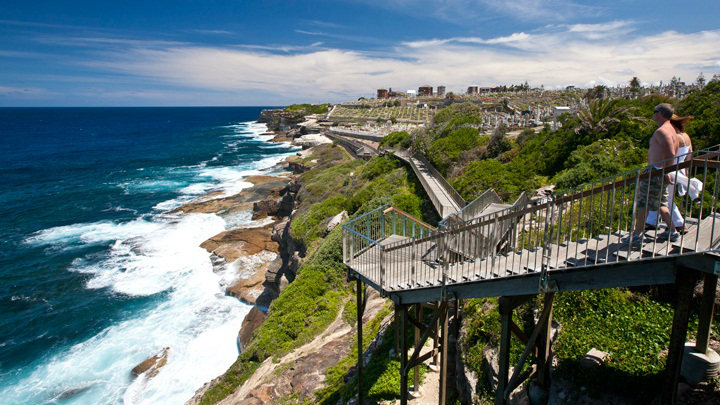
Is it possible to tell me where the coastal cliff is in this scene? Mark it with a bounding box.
[181,106,437,405]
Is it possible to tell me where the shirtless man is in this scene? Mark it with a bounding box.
[629,103,679,244]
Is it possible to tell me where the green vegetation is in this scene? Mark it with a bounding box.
[318,315,428,404]
[461,298,534,399]
[677,79,720,148]
[199,145,432,405]
[285,103,329,115]
[379,131,412,148]
[553,289,674,398]
[202,82,720,404]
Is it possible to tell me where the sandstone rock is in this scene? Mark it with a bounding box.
[288,160,309,174]
[271,219,290,243]
[131,347,169,378]
[168,175,290,216]
[277,194,295,217]
[226,270,266,304]
[264,256,284,285]
[200,225,278,262]
[484,344,499,391]
[252,199,280,220]
[237,306,267,352]
[324,210,348,234]
[294,134,332,149]
[581,348,609,368]
[279,273,290,292]
[288,252,302,275]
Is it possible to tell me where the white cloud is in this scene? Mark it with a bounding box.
[71,23,720,103]
[349,0,601,23]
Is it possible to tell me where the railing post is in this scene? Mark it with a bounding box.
[393,211,397,236]
[381,211,386,240]
[366,215,371,241]
[540,197,556,291]
[350,232,355,266]
[380,247,386,290]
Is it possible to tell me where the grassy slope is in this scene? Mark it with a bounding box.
[199,146,435,404]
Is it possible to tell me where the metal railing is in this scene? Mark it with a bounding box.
[343,205,439,288]
[344,147,720,294]
[412,153,466,209]
[439,188,502,228]
[388,148,465,218]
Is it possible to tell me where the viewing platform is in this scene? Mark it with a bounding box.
[344,146,720,405]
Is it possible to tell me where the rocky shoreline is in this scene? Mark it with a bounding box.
[131,119,332,385]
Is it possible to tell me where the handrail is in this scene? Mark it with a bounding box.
[440,188,502,227]
[412,152,466,209]
[345,145,720,295]
[383,206,438,232]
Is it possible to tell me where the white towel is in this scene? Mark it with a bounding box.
[668,171,704,200]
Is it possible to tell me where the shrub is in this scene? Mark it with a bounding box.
[285,103,329,114]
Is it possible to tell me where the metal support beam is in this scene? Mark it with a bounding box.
[696,273,718,354]
[356,279,364,405]
[496,298,513,405]
[433,303,440,366]
[536,293,555,390]
[662,267,698,405]
[439,300,449,405]
[414,304,420,393]
[400,304,409,405]
[506,293,555,398]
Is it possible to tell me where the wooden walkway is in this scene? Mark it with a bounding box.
[392,150,464,218]
[351,213,720,303]
[345,148,720,405]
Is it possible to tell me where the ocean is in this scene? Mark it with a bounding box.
[0,107,299,404]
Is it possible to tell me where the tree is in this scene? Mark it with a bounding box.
[585,85,607,100]
[629,76,641,90]
[696,72,706,88]
[575,98,637,138]
[486,123,511,158]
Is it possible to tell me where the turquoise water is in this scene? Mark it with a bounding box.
[0,107,298,404]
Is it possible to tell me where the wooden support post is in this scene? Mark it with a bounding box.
[414,304,420,393]
[696,273,718,355]
[536,293,555,390]
[662,267,698,405]
[357,279,364,405]
[496,298,513,405]
[400,304,409,405]
[439,300,449,405]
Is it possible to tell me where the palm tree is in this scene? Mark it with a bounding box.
[575,98,638,136]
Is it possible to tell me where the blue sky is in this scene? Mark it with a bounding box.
[1,0,719,106]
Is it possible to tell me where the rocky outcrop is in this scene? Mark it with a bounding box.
[132,347,170,378]
[252,193,294,220]
[258,109,305,132]
[237,307,267,352]
[293,134,333,149]
[200,225,278,263]
[218,290,389,405]
[169,176,290,215]
[225,256,282,306]
[323,210,348,235]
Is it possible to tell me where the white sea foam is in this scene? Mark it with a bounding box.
[5,120,296,405]
[25,218,161,248]
[2,211,252,405]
